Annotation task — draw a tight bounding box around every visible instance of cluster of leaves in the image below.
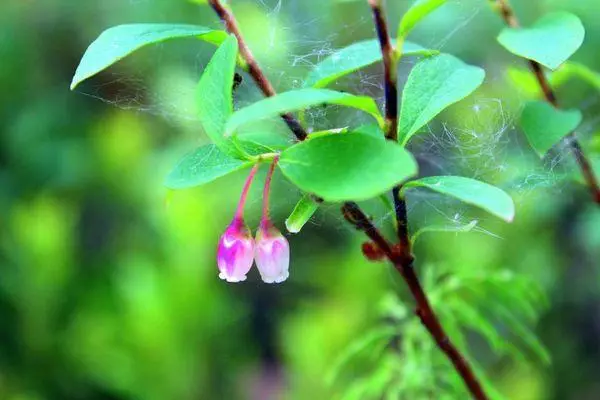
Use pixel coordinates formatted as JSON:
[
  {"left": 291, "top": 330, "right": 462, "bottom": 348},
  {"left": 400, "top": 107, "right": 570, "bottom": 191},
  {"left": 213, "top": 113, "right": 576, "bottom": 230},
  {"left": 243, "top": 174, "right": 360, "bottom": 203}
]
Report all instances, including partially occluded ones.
[
  {"left": 71, "top": 2, "right": 515, "bottom": 235},
  {"left": 327, "top": 261, "right": 549, "bottom": 400},
  {"left": 70, "top": 0, "right": 588, "bottom": 398},
  {"left": 498, "top": 11, "right": 596, "bottom": 161}
]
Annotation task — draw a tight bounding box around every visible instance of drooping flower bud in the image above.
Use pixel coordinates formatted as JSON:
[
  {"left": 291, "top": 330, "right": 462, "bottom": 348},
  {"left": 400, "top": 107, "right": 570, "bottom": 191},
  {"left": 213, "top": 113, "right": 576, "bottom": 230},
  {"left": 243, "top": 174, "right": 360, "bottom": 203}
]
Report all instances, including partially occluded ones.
[
  {"left": 217, "top": 217, "right": 255, "bottom": 283},
  {"left": 255, "top": 220, "right": 290, "bottom": 284},
  {"left": 217, "top": 164, "right": 259, "bottom": 283},
  {"left": 255, "top": 155, "right": 290, "bottom": 283}
]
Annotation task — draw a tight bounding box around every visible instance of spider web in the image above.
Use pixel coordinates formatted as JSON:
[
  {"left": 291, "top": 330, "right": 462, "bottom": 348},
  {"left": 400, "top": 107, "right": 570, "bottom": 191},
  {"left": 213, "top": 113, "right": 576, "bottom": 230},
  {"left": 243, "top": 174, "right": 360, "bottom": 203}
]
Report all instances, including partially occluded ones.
[{"left": 72, "top": 0, "right": 598, "bottom": 235}]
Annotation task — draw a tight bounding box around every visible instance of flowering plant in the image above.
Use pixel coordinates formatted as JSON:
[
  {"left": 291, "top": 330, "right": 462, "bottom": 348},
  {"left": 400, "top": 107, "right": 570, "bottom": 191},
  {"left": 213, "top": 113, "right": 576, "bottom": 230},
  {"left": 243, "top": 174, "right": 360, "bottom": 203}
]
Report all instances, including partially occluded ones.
[{"left": 70, "top": 0, "right": 600, "bottom": 398}]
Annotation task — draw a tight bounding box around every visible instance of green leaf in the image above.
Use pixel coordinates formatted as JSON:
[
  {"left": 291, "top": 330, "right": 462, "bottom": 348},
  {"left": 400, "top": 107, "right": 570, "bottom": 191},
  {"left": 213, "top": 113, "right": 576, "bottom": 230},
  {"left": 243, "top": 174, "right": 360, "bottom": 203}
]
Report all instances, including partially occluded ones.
[
  {"left": 403, "top": 176, "right": 515, "bottom": 222},
  {"left": 303, "top": 39, "right": 436, "bottom": 88},
  {"left": 71, "top": 24, "right": 227, "bottom": 90},
  {"left": 235, "top": 119, "right": 294, "bottom": 150},
  {"left": 411, "top": 220, "right": 479, "bottom": 244},
  {"left": 508, "top": 62, "right": 600, "bottom": 98},
  {"left": 235, "top": 139, "right": 277, "bottom": 156},
  {"left": 279, "top": 132, "right": 417, "bottom": 202},
  {"left": 398, "top": 0, "right": 447, "bottom": 39},
  {"left": 354, "top": 123, "right": 385, "bottom": 140},
  {"left": 497, "top": 12, "right": 585, "bottom": 70},
  {"left": 285, "top": 194, "right": 320, "bottom": 234},
  {"left": 483, "top": 300, "right": 551, "bottom": 365},
  {"left": 449, "top": 298, "right": 507, "bottom": 355},
  {"left": 398, "top": 54, "right": 485, "bottom": 144},
  {"left": 326, "top": 327, "right": 396, "bottom": 386},
  {"left": 307, "top": 127, "right": 350, "bottom": 140},
  {"left": 506, "top": 66, "right": 542, "bottom": 98},
  {"left": 197, "top": 35, "right": 243, "bottom": 157},
  {"left": 164, "top": 144, "right": 252, "bottom": 189},
  {"left": 552, "top": 62, "right": 600, "bottom": 91},
  {"left": 226, "top": 89, "right": 383, "bottom": 135},
  {"left": 520, "top": 101, "right": 582, "bottom": 156}
]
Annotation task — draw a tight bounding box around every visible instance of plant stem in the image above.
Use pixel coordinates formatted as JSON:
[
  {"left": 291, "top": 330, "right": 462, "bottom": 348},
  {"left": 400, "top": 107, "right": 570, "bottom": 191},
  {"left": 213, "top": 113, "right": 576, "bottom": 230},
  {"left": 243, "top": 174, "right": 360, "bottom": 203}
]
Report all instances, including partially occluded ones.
[
  {"left": 261, "top": 156, "right": 279, "bottom": 222},
  {"left": 367, "top": 0, "right": 398, "bottom": 141},
  {"left": 235, "top": 163, "right": 260, "bottom": 220},
  {"left": 341, "top": 203, "right": 488, "bottom": 400},
  {"left": 207, "top": 0, "right": 307, "bottom": 141},
  {"left": 208, "top": 2, "right": 487, "bottom": 397},
  {"left": 367, "top": 2, "right": 488, "bottom": 399},
  {"left": 367, "top": 0, "right": 406, "bottom": 242},
  {"left": 489, "top": 0, "right": 600, "bottom": 204}
]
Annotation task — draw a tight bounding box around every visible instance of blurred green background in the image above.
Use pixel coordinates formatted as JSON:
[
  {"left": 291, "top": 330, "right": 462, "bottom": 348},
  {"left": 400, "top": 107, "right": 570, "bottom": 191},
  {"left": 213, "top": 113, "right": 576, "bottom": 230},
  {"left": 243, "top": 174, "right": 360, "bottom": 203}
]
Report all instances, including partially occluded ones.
[{"left": 1, "top": 0, "right": 600, "bottom": 399}]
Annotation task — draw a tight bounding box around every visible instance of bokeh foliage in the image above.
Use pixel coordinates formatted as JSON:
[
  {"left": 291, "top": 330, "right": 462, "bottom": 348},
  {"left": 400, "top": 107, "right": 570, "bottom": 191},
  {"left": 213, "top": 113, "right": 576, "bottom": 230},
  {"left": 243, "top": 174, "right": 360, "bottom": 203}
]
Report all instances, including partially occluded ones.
[{"left": 1, "top": 0, "right": 600, "bottom": 399}]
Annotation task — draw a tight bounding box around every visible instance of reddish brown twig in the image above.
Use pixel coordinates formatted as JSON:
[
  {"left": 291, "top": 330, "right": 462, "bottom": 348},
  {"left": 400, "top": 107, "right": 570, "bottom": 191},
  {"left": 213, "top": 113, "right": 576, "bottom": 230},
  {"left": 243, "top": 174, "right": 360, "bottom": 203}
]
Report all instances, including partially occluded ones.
[
  {"left": 208, "top": 1, "right": 488, "bottom": 397},
  {"left": 366, "top": 2, "right": 489, "bottom": 399},
  {"left": 366, "top": 0, "right": 407, "bottom": 244},
  {"left": 367, "top": 0, "right": 398, "bottom": 141},
  {"left": 490, "top": 0, "right": 600, "bottom": 204},
  {"left": 341, "top": 203, "right": 488, "bottom": 400},
  {"left": 207, "top": 0, "right": 307, "bottom": 141}
]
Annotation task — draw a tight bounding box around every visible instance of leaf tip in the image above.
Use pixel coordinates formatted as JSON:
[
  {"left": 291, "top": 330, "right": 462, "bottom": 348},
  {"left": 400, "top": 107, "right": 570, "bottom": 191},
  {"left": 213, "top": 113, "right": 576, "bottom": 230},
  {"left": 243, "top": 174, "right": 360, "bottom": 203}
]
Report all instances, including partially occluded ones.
[
  {"left": 284, "top": 219, "right": 300, "bottom": 234},
  {"left": 503, "top": 201, "right": 516, "bottom": 223}
]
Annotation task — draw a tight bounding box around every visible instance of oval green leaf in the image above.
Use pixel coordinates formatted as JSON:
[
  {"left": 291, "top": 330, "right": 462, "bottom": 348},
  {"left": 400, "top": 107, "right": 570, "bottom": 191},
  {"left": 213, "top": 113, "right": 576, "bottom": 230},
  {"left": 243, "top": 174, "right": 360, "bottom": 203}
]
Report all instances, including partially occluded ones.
[
  {"left": 226, "top": 89, "right": 383, "bottom": 135},
  {"left": 552, "top": 62, "right": 600, "bottom": 91},
  {"left": 411, "top": 220, "right": 479, "bottom": 244},
  {"left": 165, "top": 144, "right": 252, "bottom": 189},
  {"left": 279, "top": 132, "right": 417, "bottom": 202},
  {"left": 398, "top": 54, "right": 485, "bottom": 145},
  {"left": 197, "top": 35, "right": 244, "bottom": 158},
  {"left": 71, "top": 24, "right": 227, "bottom": 90},
  {"left": 354, "top": 123, "right": 385, "bottom": 140},
  {"left": 285, "top": 193, "right": 320, "bottom": 234},
  {"left": 403, "top": 176, "right": 515, "bottom": 222},
  {"left": 303, "top": 39, "right": 436, "bottom": 88},
  {"left": 497, "top": 12, "right": 585, "bottom": 70},
  {"left": 398, "top": 0, "right": 448, "bottom": 39},
  {"left": 520, "top": 101, "right": 582, "bottom": 156}
]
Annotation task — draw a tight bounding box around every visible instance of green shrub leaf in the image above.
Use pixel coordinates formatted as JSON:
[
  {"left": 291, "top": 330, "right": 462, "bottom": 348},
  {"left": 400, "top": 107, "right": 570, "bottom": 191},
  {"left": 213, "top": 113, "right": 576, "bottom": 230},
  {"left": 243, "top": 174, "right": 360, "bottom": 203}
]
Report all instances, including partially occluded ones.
[
  {"left": 398, "top": 0, "right": 448, "bottom": 39},
  {"left": 398, "top": 54, "right": 485, "bottom": 144},
  {"left": 71, "top": 24, "right": 227, "bottom": 89},
  {"left": 165, "top": 144, "right": 252, "bottom": 189},
  {"left": 411, "top": 220, "right": 479, "bottom": 244},
  {"left": 226, "top": 89, "right": 383, "bottom": 135},
  {"left": 520, "top": 101, "right": 582, "bottom": 156},
  {"left": 304, "top": 39, "right": 435, "bottom": 88},
  {"left": 552, "top": 61, "right": 600, "bottom": 91},
  {"left": 197, "top": 35, "right": 244, "bottom": 158},
  {"left": 279, "top": 132, "right": 417, "bottom": 202},
  {"left": 497, "top": 12, "right": 585, "bottom": 70},
  {"left": 354, "top": 123, "right": 385, "bottom": 140},
  {"left": 403, "top": 176, "right": 515, "bottom": 222},
  {"left": 285, "top": 194, "right": 320, "bottom": 234}
]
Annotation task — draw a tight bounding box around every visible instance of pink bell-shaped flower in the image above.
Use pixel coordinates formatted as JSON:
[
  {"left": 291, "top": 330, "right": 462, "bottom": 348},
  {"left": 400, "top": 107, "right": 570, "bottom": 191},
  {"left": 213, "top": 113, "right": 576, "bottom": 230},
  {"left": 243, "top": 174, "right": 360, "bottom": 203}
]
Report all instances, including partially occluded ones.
[
  {"left": 217, "top": 164, "right": 259, "bottom": 283},
  {"left": 255, "top": 155, "right": 290, "bottom": 284},
  {"left": 217, "top": 217, "right": 255, "bottom": 283},
  {"left": 255, "top": 220, "right": 290, "bottom": 284}
]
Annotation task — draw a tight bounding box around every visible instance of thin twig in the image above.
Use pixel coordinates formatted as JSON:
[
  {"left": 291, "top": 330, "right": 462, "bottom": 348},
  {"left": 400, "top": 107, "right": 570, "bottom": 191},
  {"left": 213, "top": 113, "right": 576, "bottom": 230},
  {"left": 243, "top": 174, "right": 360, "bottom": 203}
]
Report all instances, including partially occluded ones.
[
  {"left": 341, "top": 203, "right": 488, "bottom": 400},
  {"left": 490, "top": 0, "right": 600, "bottom": 204},
  {"left": 207, "top": 0, "right": 307, "bottom": 141},
  {"left": 366, "top": 2, "right": 488, "bottom": 399},
  {"left": 367, "top": 0, "right": 407, "bottom": 243},
  {"left": 367, "top": 0, "right": 398, "bottom": 141},
  {"left": 208, "top": 2, "right": 487, "bottom": 397}
]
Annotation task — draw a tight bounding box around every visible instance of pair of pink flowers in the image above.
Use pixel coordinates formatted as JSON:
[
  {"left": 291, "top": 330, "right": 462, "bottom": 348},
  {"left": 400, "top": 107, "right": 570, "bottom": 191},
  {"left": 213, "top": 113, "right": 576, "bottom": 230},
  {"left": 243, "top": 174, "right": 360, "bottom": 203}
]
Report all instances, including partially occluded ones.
[{"left": 217, "top": 158, "right": 290, "bottom": 284}]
